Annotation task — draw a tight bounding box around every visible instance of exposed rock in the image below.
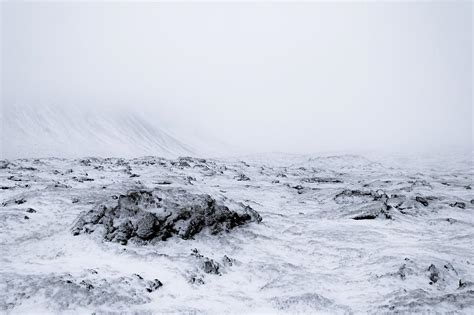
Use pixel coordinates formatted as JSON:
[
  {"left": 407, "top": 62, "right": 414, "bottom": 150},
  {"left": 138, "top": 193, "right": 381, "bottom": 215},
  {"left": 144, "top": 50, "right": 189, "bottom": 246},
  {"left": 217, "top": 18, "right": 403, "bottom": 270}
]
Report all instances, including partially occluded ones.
[
  {"left": 201, "top": 258, "right": 220, "bottom": 275},
  {"left": 26, "top": 208, "right": 36, "bottom": 213},
  {"left": 79, "top": 279, "right": 94, "bottom": 290},
  {"left": 72, "top": 187, "right": 262, "bottom": 244},
  {"left": 54, "top": 183, "right": 71, "bottom": 189},
  {"left": 0, "top": 272, "right": 159, "bottom": 311},
  {"left": 459, "top": 279, "right": 474, "bottom": 289},
  {"left": 72, "top": 176, "right": 94, "bottom": 183},
  {"left": 352, "top": 214, "right": 378, "bottom": 220},
  {"left": 334, "top": 189, "right": 374, "bottom": 204},
  {"left": 415, "top": 196, "right": 429, "bottom": 207},
  {"left": 145, "top": 279, "right": 163, "bottom": 292},
  {"left": 189, "top": 275, "right": 205, "bottom": 285},
  {"left": 428, "top": 264, "right": 440, "bottom": 284},
  {"left": 302, "top": 177, "right": 342, "bottom": 184},
  {"left": 352, "top": 203, "right": 392, "bottom": 220},
  {"left": 14, "top": 198, "right": 26, "bottom": 205},
  {"left": 7, "top": 176, "right": 22, "bottom": 182},
  {"left": 395, "top": 259, "right": 415, "bottom": 280},
  {"left": 292, "top": 185, "right": 305, "bottom": 194},
  {"left": 0, "top": 160, "right": 10, "bottom": 169},
  {"left": 190, "top": 249, "right": 221, "bottom": 275},
  {"left": 382, "top": 288, "right": 474, "bottom": 312},
  {"left": 449, "top": 202, "right": 466, "bottom": 209},
  {"left": 135, "top": 212, "right": 157, "bottom": 240},
  {"left": 235, "top": 174, "right": 251, "bottom": 181},
  {"left": 222, "top": 255, "right": 236, "bottom": 267},
  {"left": 155, "top": 180, "right": 172, "bottom": 185}
]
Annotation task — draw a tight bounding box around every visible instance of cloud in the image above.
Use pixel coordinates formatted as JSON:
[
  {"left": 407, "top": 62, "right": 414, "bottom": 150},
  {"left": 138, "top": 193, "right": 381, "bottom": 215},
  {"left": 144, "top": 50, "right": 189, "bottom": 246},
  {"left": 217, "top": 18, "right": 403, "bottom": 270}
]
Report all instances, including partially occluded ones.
[{"left": 1, "top": 2, "right": 472, "bottom": 156}]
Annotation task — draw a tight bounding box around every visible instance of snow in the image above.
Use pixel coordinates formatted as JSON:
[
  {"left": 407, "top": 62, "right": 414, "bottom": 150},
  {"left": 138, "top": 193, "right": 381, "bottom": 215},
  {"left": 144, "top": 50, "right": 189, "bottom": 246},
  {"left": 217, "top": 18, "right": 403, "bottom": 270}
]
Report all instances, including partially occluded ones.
[
  {"left": 0, "top": 153, "right": 473, "bottom": 313},
  {"left": 1, "top": 105, "right": 195, "bottom": 159}
]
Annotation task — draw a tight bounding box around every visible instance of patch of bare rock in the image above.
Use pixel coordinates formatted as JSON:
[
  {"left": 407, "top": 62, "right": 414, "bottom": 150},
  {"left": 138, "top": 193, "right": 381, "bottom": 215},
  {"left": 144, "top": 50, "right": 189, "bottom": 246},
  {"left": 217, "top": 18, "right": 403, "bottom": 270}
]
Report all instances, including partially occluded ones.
[{"left": 72, "top": 187, "right": 262, "bottom": 244}]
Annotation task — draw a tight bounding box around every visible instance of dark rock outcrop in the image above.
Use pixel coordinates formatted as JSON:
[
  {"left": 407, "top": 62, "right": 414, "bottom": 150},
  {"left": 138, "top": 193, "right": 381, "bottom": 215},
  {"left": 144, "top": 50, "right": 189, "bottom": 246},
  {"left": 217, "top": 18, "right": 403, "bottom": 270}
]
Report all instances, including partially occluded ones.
[
  {"left": 449, "top": 202, "right": 466, "bottom": 209},
  {"left": 334, "top": 189, "right": 374, "bottom": 204},
  {"left": 302, "top": 177, "right": 342, "bottom": 184},
  {"left": 14, "top": 198, "right": 26, "bottom": 205},
  {"left": 428, "top": 264, "right": 440, "bottom": 284},
  {"left": 72, "top": 188, "right": 262, "bottom": 244},
  {"left": 0, "top": 271, "right": 161, "bottom": 311},
  {"left": 415, "top": 196, "right": 429, "bottom": 207},
  {"left": 235, "top": 174, "right": 251, "bottom": 181},
  {"left": 352, "top": 202, "right": 392, "bottom": 220}
]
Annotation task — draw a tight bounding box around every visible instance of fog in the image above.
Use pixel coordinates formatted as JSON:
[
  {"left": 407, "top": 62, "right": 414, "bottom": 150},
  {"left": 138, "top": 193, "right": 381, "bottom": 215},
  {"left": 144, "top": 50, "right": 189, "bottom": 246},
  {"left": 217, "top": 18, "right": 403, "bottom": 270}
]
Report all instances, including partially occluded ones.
[{"left": 1, "top": 2, "right": 472, "bottom": 156}]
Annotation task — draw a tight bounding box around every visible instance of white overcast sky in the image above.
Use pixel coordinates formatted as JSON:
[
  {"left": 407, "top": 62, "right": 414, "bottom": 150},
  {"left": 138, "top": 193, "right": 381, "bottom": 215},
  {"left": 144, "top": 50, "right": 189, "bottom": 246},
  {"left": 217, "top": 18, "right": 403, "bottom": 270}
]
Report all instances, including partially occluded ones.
[{"left": 1, "top": 1, "right": 472, "bottom": 155}]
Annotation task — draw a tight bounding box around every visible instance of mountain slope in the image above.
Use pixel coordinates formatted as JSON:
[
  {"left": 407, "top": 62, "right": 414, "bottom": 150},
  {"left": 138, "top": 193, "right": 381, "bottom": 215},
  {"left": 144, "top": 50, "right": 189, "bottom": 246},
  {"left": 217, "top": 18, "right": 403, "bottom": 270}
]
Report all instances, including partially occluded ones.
[{"left": 0, "top": 105, "right": 195, "bottom": 159}]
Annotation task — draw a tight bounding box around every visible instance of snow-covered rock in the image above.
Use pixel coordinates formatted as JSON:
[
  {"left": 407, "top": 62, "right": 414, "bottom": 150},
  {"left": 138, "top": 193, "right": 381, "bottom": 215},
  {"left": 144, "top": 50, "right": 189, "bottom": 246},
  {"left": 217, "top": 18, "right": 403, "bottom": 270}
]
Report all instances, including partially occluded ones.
[{"left": 72, "top": 188, "right": 262, "bottom": 244}]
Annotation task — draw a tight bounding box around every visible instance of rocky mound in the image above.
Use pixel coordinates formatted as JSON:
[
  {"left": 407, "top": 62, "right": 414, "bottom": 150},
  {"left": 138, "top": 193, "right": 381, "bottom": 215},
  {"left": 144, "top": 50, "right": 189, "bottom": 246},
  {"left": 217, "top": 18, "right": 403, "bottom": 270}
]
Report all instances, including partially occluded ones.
[
  {"left": 72, "top": 188, "right": 262, "bottom": 244},
  {"left": 0, "top": 271, "right": 161, "bottom": 311}
]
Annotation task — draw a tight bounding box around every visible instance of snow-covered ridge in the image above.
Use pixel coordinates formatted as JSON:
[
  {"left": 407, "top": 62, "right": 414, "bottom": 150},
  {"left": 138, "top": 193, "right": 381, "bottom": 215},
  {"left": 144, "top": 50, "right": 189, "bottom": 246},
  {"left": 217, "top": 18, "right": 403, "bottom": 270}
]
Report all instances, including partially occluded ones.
[{"left": 1, "top": 105, "right": 195, "bottom": 159}]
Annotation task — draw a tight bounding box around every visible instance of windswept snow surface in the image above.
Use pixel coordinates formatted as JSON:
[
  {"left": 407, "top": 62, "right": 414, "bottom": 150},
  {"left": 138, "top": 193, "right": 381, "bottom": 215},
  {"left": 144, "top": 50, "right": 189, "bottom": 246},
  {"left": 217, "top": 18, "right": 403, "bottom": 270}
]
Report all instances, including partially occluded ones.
[
  {"left": 1, "top": 105, "right": 194, "bottom": 159},
  {"left": 0, "top": 154, "right": 473, "bottom": 314}
]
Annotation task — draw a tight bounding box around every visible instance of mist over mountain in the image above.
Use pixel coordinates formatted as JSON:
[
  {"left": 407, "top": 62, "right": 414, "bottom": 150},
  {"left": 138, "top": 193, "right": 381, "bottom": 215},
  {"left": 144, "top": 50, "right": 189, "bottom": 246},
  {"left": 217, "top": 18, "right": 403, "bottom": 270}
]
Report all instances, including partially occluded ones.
[
  {"left": 2, "top": 2, "right": 471, "bottom": 157},
  {"left": 0, "top": 105, "right": 204, "bottom": 159}
]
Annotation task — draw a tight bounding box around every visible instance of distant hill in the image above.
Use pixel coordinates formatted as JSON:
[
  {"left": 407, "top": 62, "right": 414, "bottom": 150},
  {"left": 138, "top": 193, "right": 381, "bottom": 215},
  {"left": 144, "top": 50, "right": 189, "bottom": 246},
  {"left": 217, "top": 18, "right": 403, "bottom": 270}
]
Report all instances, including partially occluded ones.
[{"left": 0, "top": 105, "right": 196, "bottom": 159}]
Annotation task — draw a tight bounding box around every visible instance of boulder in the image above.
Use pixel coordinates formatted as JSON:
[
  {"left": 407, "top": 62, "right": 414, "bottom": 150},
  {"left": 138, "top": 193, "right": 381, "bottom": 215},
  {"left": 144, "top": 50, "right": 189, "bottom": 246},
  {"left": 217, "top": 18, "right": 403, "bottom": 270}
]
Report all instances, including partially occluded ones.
[{"left": 72, "top": 187, "right": 262, "bottom": 244}]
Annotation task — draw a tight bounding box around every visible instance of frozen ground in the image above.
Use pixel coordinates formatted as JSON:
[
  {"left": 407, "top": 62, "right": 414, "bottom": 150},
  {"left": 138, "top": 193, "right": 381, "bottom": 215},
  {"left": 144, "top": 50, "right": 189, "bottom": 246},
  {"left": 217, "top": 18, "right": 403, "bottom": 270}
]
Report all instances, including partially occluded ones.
[{"left": 0, "top": 153, "right": 473, "bottom": 314}]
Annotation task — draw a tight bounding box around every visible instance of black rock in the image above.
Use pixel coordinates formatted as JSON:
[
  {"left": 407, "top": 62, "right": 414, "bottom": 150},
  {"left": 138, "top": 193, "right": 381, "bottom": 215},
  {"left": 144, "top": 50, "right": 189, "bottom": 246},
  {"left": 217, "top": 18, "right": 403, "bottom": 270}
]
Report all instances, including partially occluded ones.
[
  {"left": 235, "top": 174, "right": 251, "bottom": 181},
  {"left": 156, "top": 180, "right": 172, "bottom": 185},
  {"left": 428, "top": 264, "right": 440, "bottom": 284},
  {"left": 222, "top": 255, "right": 235, "bottom": 267},
  {"left": 189, "top": 276, "right": 205, "bottom": 285},
  {"left": 133, "top": 273, "right": 144, "bottom": 280},
  {"left": 415, "top": 196, "right": 429, "bottom": 207},
  {"left": 79, "top": 280, "right": 94, "bottom": 290},
  {"left": 191, "top": 249, "right": 221, "bottom": 275},
  {"left": 145, "top": 279, "right": 163, "bottom": 292},
  {"left": 302, "top": 177, "right": 342, "bottom": 184},
  {"left": 15, "top": 198, "right": 27, "bottom": 205},
  {"left": 201, "top": 258, "right": 221, "bottom": 275},
  {"left": 72, "top": 188, "right": 262, "bottom": 244},
  {"left": 26, "top": 208, "right": 37, "bottom": 213},
  {"left": 135, "top": 212, "right": 157, "bottom": 240},
  {"left": 353, "top": 214, "right": 378, "bottom": 220},
  {"left": 114, "top": 220, "right": 134, "bottom": 245},
  {"left": 334, "top": 189, "right": 374, "bottom": 204},
  {"left": 450, "top": 202, "right": 466, "bottom": 209}
]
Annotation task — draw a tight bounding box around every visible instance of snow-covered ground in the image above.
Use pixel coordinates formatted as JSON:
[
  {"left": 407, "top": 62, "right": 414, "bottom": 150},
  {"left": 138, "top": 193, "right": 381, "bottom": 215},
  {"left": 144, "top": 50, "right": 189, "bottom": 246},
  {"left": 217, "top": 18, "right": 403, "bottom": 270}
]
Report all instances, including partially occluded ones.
[{"left": 0, "top": 153, "right": 473, "bottom": 314}]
